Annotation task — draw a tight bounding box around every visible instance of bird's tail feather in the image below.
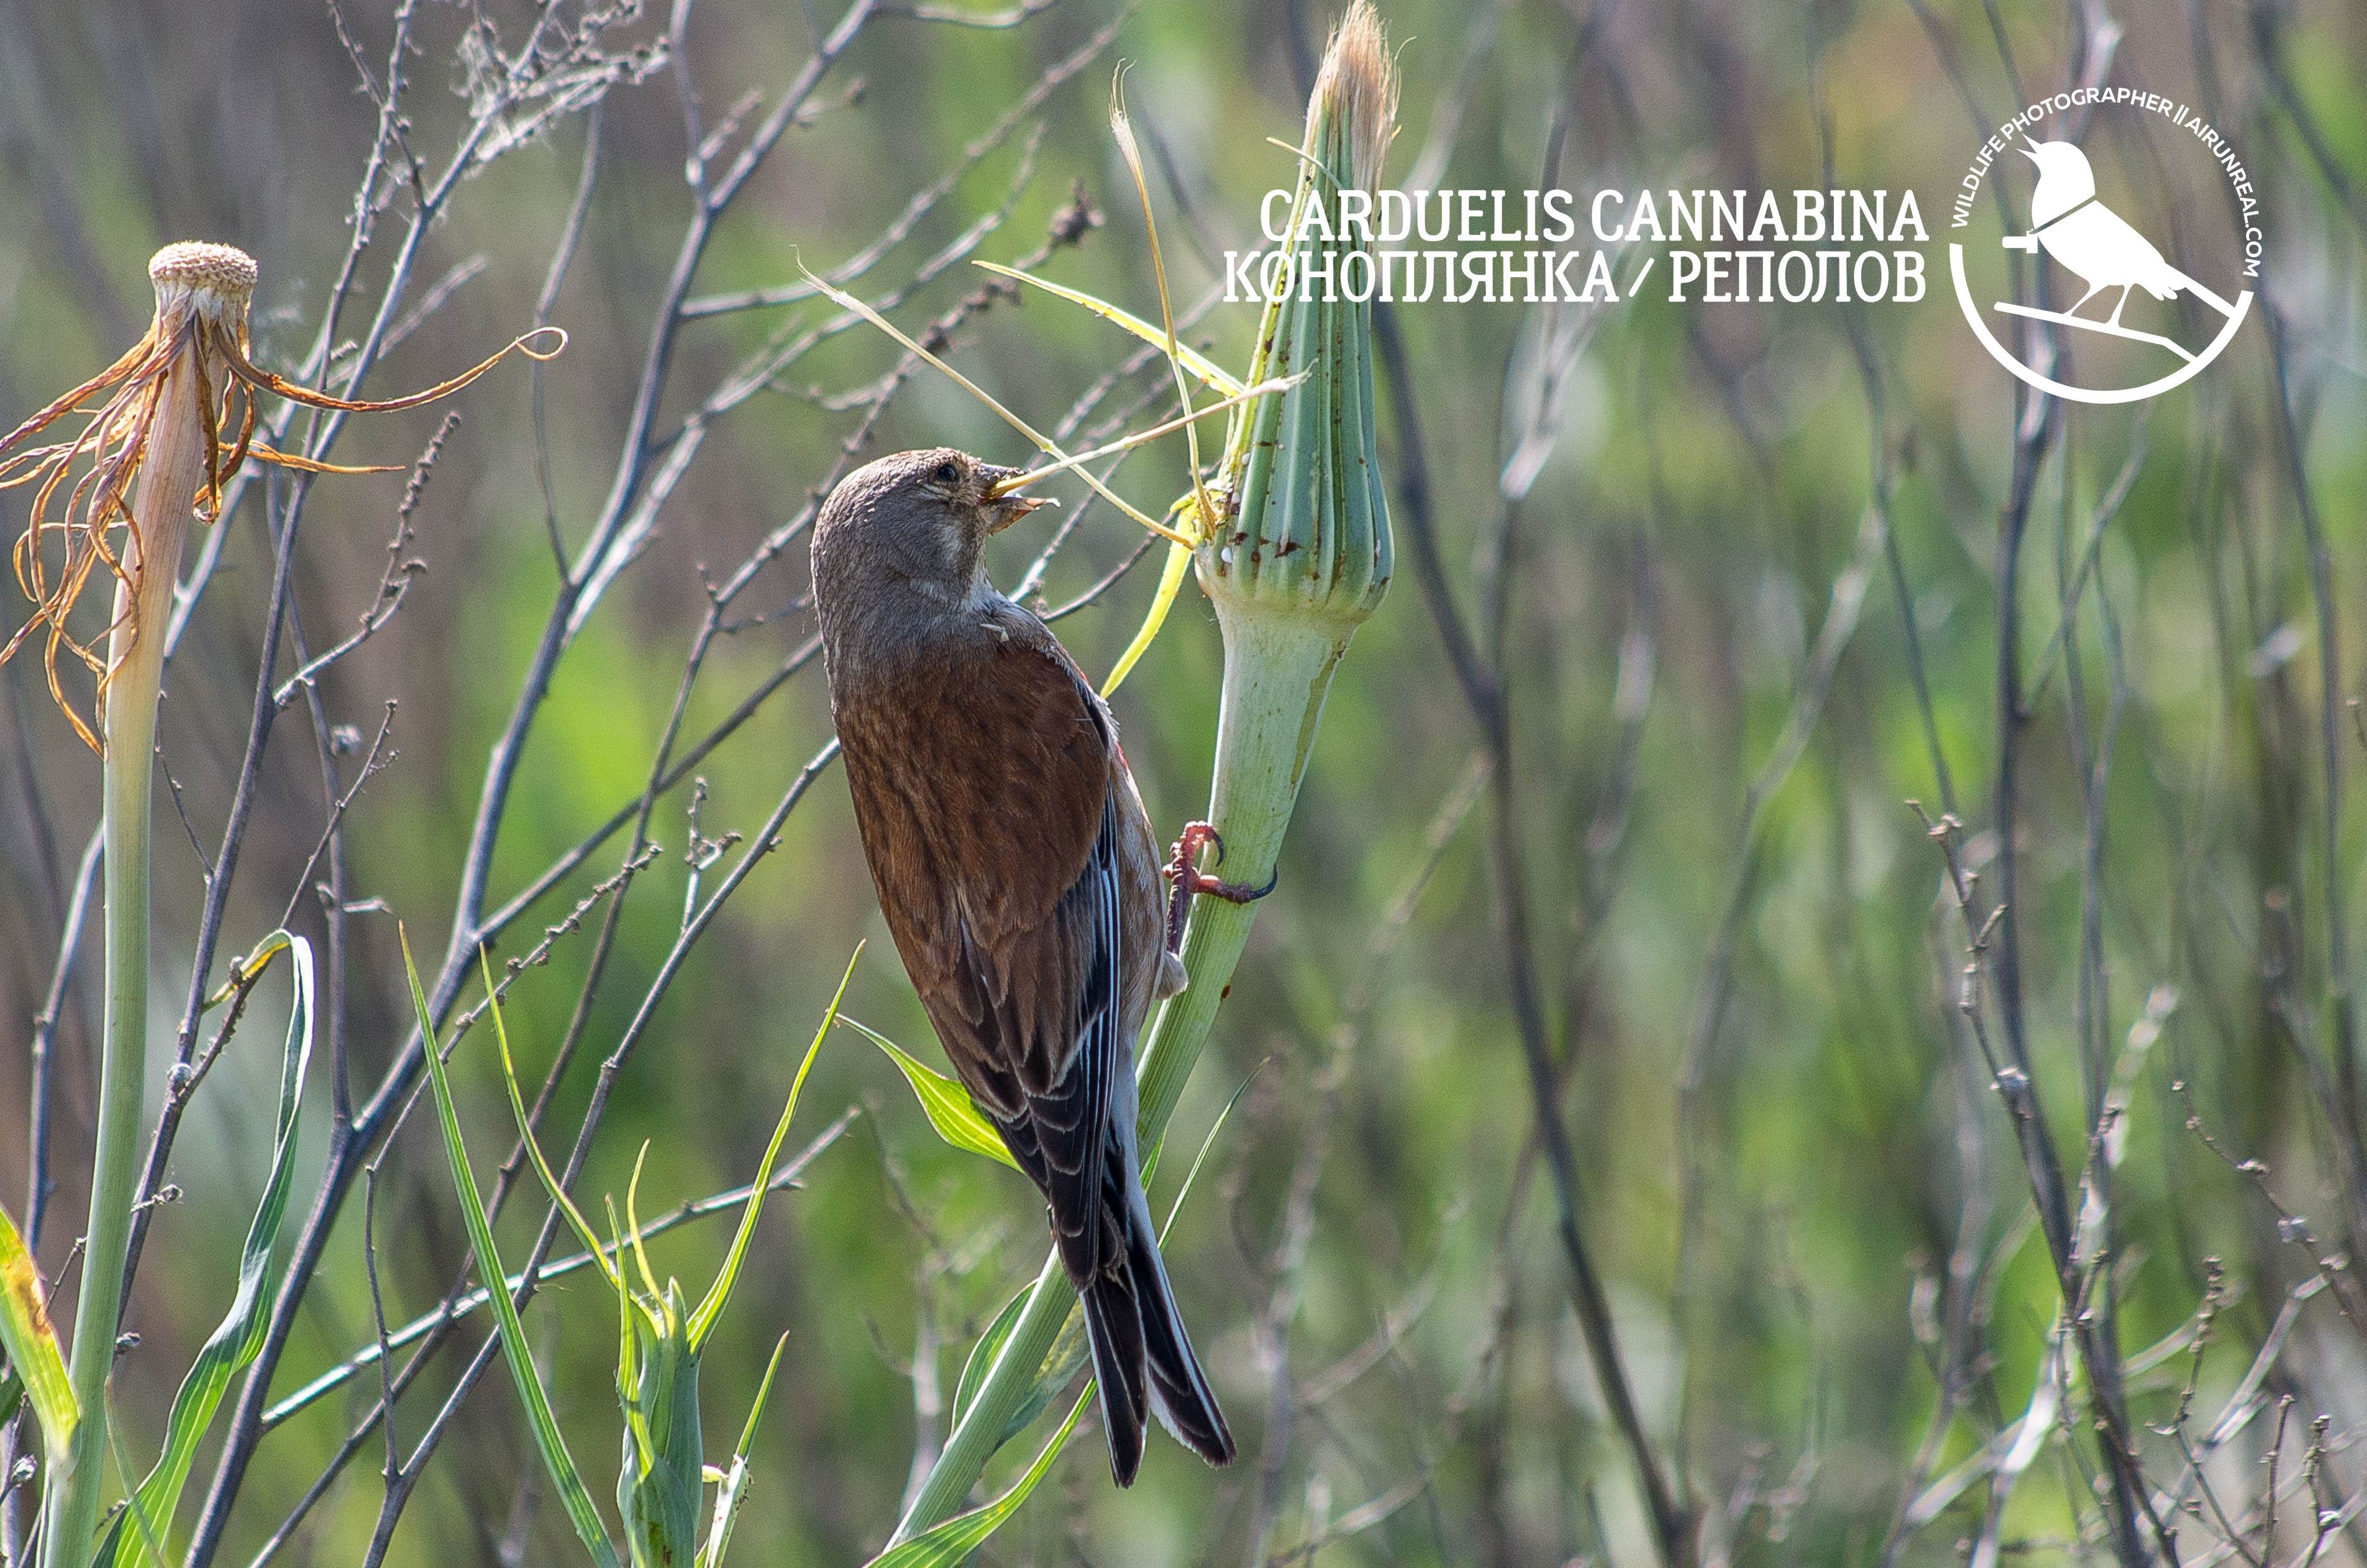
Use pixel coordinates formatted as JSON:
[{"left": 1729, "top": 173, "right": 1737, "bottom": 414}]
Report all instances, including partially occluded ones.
[
  {"left": 1082, "top": 1269, "right": 1150, "bottom": 1487},
  {"left": 1126, "top": 1194, "right": 1236, "bottom": 1468},
  {"left": 1079, "top": 1193, "right": 1236, "bottom": 1485}
]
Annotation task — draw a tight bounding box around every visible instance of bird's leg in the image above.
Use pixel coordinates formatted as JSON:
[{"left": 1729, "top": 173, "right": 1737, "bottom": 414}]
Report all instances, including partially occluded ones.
[
  {"left": 2107, "top": 284, "right": 2133, "bottom": 327},
  {"left": 2064, "top": 281, "right": 2106, "bottom": 319},
  {"left": 1164, "top": 821, "right": 1278, "bottom": 955}
]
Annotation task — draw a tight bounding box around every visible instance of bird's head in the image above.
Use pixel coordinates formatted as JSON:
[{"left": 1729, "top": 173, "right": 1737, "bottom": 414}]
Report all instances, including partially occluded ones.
[
  {"left": 2018, "top": 137, "right": 2097, "bottom": 200},
  {"left": 811, "top": 447, "right": 1055, "bottom": 631}
]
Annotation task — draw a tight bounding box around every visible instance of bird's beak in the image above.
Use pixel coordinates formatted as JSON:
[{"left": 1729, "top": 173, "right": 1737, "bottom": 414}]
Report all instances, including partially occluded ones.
[
  {"left": 2018, "top": 138, "right": 2040, "bottom": 162},
  {"left": 977, "top": 465, "right": 1058, "bottom": 535}
]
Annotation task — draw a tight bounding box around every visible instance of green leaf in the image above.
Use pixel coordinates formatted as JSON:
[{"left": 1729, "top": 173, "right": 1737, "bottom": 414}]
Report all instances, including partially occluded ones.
[
  {"left": 0, "top": 1198, "right": 74, "bottom": 1469},
  {"left": 403, "top": 924, "right": 621, "bottom": 1568},
  {"left": 971, "top": 263, "right": 1246, "bottom": 396},
  {"left": 837, "top": 1016, "right": 1017, "bottom": 1171},
  {"left": 862, "top": 1392, "right": 1090, "bottom": 1568},
  {"left": 687, "top": 946, "right": 859, "bottom": 1349},
  {"left": 1102, "top": 535, "right": 1195, "bottom": 698},
  {"left": 103, "top": 932, "right": 314, "bottom": 1568}
]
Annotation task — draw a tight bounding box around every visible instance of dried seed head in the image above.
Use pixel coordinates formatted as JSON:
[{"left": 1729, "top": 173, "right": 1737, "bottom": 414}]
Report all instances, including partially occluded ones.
[
  {"left": 148, "top": 242, "right": 258, "bottom": 330},
  {"left": 1311, "top": 0, "right": 1398, "bottom": 193},
  {"left": 2, "top": 242, "right": 560, "bottom": 750}
]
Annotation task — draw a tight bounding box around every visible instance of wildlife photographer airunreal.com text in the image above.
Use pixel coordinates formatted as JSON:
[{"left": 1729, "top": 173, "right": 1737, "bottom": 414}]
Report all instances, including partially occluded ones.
[{"left": 1947, "top": 85, "right": 2263, "bottom": 403}]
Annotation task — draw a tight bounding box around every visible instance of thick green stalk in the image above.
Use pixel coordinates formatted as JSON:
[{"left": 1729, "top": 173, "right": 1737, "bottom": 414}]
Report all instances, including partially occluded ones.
[
  {"left": 1135, "top": 601, "right": 1351, "bottom": 1136},
  {"left": 46, "top": 252, "right": 235, "bottom": 1568},
  {"left": 46, "top": 683, "right": 159, "bottom": 1563}
]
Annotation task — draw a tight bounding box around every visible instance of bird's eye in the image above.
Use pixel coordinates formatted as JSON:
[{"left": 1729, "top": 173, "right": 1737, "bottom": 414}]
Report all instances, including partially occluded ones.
[{"left": 932, "top": 461, "right": 960, "bottom": 485}]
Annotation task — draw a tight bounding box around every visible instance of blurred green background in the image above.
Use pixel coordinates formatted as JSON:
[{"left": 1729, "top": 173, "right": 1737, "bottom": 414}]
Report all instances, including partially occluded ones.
[{"left": 3, "top": 0, "right": 2365, "bottom": 1562}]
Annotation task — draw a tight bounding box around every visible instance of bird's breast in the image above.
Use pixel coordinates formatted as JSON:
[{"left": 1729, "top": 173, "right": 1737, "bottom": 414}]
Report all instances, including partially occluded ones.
[{"left": 834, "top": 641, "right": 1114, "bottom": 931}]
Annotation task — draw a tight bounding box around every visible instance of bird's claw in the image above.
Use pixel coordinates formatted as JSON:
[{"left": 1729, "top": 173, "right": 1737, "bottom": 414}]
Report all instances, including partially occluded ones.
[
  {"left": 1173, "top": 821, "right": 1224, "bottom": 869},
  {"left": 1163, "top": 821, "right": 1277, "bottom": 955},
  {"left": 1184, "top": 866, "right": 1279, "bottom": 905}
]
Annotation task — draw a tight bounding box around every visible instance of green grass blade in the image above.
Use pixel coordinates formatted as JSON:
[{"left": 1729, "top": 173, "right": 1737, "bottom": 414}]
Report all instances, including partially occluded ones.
[
  {"left": 1152, "top": 1064, "right": 1262, "bottom": 1224},
  {"left": 988, "top": 378, "right": 1297, "bottom": 501},
  {"left": 401, "top": 925, "right": 621, "bottom": 1568},
  {"left": 948, "top": 1290, "right": 1030, "bottom": 1436},
  {"left": 686, "top": 946, "right": 860, "bottom": 1349},
  {"left": 971, "top": 263, "right": 1244, "bottom": 396},
  {"left": 608, "top": 1200, "right": 639, "bottom": 1446},
  {"left": 101, "top": 1398, "right": 171, "bottom": 1568},
  {"left": 1101, "top": 536, "right": 1195, "bottom": 697},
  {"left": 836, "top": 1016, "right": 1016, "bottom": 1171},
  {"left": 0, "top": 1199, "right": 75, "bottom": 1467},
  {"left": 698, "top": 1333, "right": 788, "bottom": 1568},
  {"left": 480, "top": 949, "right": 619, "bottom": 1290},
  {"left": 104, "top": 932, "right": 314, "bottom": 1568},
  {"left": 1110, "top": 83, "right": 1225, "bottom": 573},
  {"left": 862, "top": 1390, "right": 1090, "bottom": 1568},
  {"left": 623, "top": 1146, "right": 665, "bottom": 1311},
  {"left": 794, "top": 262, "right": 1193, "bottom": 547}
]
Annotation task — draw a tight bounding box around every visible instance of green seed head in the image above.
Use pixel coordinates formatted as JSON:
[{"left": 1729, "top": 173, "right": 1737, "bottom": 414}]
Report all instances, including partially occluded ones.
[{"left": 1203, "top": 0, "right": 1398, "bottom": 627}]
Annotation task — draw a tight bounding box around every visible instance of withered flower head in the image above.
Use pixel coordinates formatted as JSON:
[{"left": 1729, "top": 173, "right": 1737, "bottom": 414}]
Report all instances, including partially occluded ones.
[
  {"left": 0, "top": 240, "right": 562, "bottom": 751},
  {"left": 1310, "top": 0, "right": 1398, "bottom": 194}
]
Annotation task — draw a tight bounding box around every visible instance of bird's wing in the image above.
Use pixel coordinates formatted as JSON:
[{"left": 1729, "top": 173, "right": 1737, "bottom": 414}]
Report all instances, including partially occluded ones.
[
  {"left": 972, "top": 790, "right": 1126, "bottom": 1277},
  {"left": 836, "top": 624, "right": 1125, "bottom": 1275}
]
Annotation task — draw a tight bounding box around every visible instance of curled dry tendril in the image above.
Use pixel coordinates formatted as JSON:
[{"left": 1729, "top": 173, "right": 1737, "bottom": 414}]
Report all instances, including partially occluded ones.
[{"left": 0, "top": 240, "right": 564, "bottom": 752}]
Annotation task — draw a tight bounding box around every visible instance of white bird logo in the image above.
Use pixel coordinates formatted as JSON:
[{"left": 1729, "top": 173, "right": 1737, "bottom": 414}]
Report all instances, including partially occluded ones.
[
  {"left": 2000, "top": 139, "right": 2237, "bottom": 355},
  {"left": 1950, "top": 120, "right": 2257, "bottom": 404}
]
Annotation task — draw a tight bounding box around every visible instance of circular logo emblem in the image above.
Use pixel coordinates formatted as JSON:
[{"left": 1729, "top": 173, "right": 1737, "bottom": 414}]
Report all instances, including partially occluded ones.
[{"left": 1948, "top": 89, "right": 2260, "bottom": 404}]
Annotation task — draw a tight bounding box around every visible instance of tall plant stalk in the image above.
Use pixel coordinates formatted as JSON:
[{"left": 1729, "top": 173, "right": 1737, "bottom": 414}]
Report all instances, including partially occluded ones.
[
  {"left": 45, "top": 245, "right": 251, "bottom": 1568},
  {"left": 0, "top": 237, "right": 550, "bottom": 1564}
]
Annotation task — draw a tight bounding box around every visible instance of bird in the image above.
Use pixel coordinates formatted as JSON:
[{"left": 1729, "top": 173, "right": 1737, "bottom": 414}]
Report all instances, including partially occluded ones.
[
  {"left": 811, "top": 446, "right": 1263, "bottom": 1485},
  {"left": 2016, "top": 139, "right": 2233, "bottom": 326}
]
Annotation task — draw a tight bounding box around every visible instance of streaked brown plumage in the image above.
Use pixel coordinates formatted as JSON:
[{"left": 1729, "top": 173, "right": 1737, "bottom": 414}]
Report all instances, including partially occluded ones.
[{"left": 812, "top": 446, "right": 1235, "bottom": 1485}]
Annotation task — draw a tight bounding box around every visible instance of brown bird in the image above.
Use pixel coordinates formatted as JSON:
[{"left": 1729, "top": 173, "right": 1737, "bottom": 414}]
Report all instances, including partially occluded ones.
[{"left": 813, "top": 447, "right": 1264, "bottom": 1484}]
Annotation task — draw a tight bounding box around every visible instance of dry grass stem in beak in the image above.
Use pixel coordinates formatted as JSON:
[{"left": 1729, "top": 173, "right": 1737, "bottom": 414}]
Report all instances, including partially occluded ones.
[
  {"left": 793, "top": 259, "right": 1198, "bottom": 546},
  {"left": 980, "top": 371, "right": 1305, "bottom": 500},
  {"left": 977, "top": 468, "right": 1057, "bottom": 535}
]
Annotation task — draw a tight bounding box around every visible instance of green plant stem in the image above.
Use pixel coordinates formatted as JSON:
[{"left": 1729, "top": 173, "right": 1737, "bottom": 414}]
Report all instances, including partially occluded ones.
[
  {"left": 889, "top": 597, "right": 1350, "bottom": 1543},
  {"left": 47, "top": 348, "right": 207, "bottom": 1568}
]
